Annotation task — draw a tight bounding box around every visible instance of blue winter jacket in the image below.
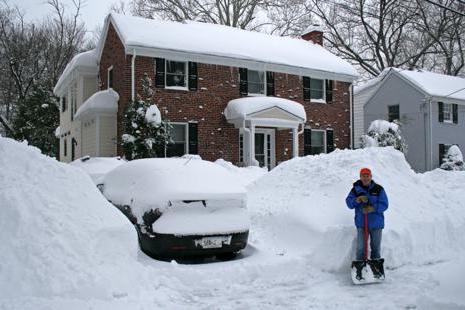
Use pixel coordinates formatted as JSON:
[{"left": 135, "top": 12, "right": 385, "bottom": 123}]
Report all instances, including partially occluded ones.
[{"left": 345, "top": 180, "right": 389, "bottom": 229}]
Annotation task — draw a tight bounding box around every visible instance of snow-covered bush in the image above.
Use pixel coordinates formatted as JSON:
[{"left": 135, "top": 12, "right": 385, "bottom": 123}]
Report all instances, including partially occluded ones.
[
  {"left": 440, "top": 145, "right": 464, "bottom": 171},
  {"left": 361, "top": 119, "right": 407, "bottom": 153},
  {"left": 122, "top": 74, "right": 172, "bottom": 160}
]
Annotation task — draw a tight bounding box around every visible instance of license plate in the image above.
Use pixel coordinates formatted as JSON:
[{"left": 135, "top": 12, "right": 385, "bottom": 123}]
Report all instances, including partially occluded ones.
[{"left": 195, "top": 236, "right": 232, "bottom": 249}]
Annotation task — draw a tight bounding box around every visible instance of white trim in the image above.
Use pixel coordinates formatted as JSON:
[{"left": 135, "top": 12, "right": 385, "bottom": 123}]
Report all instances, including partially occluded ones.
[
  {"left": 254, "top": 128, "right": 276, "bottom": 169},
  {"left": 165, "top": 60, "right": 188, "bottom": 90}
]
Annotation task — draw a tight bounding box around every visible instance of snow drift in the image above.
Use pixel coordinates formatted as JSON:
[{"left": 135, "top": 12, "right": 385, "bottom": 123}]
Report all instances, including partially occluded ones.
[
  {"left": 0, "top": 138, "right": 139, "bottom": 300},
  {"left": 247, "top": 147, "right": 465, "bottom": 271}
]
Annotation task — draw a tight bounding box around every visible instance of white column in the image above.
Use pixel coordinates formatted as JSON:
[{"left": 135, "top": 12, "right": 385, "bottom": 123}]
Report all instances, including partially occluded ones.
[
  {"left": 292, "top": 127, "right": 299, "bottom": 158},
  {"left": 250, "top": 123, "right": 255, "bottom": 166}
]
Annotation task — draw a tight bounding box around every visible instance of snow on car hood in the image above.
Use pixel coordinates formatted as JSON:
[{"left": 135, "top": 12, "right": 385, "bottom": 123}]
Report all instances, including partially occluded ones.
[
  {"left": 152, "top": 200, "right": 249, "bottom": 235},
  {"left": 103, "top": 158, "right": 247, "bottom": 221}
]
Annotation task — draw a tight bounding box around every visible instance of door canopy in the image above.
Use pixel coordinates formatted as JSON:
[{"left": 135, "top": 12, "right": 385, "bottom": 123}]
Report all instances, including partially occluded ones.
[{"left": 224, "top": 96, "right": 306, "bottom": 128}]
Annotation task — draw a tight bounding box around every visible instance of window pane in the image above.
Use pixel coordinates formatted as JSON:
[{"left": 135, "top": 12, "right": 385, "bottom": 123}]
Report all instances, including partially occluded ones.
[
  {"left": 248, "top": 70, "right": 265, "bottom": 94},
  {"left": 444, "top": 103, "right": 452, "bottom": 121},
  {"left": 166, "top": 61, "right": 186, "bottom": 87},
  {"left": 311, "top": 131, "right": 325, "bottom": 155},
  {"left": 388, "top": 105, "right": 399, "bottom": 122},
  {"left": 170, "top": 124, "right": 186, "bottom": 143},
  {"left": 310, "top": 79, "right": 324, "bottom": 100}
]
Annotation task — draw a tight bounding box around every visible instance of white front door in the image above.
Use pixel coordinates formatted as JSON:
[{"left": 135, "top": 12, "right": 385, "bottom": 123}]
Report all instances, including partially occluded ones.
[{"left": 254, "top": 128, "right": 275, "bottom": 170}]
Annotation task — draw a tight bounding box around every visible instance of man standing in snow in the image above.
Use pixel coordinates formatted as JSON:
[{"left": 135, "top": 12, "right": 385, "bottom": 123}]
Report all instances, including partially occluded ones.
[{"left": 346, "top": 168, "right": 389, "bottom": 280}]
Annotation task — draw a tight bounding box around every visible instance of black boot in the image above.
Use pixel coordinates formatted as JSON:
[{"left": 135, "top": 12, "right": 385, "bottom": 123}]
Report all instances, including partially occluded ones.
[
  {"left": 369, "top": 258, "right": 385, "bottom": 278},
  {"left": 352, "top": 261, "right": 366, "bottom": 280}
]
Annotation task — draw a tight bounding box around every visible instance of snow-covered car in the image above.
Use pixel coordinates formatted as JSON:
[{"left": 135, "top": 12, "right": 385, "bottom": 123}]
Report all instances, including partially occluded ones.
[
  {"left": 70, "top": 156, "right": 126, "bottom": 188},
  {"left": 102, "top": 157, "right": 249, "bottom": 259}
]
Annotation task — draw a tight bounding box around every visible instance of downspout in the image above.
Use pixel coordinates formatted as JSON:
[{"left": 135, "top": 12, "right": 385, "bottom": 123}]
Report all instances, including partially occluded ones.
[
  {"left": 296, "top": 122, "right": 305, "bottom": 157},
  {"left": 429, "top": 97, "right": 433, "bottom": 170},
  {"left": 242, "top": 118, "right": 251, "bottom": 165},
  {"left": 131, "top": 49, "right": 136, "bottom": 102},
  {"left": 350, "top": 83, "right": 354, "bottom": 149}
]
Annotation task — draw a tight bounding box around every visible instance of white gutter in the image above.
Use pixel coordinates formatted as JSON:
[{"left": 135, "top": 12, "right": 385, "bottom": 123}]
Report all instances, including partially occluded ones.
[
  {"left": 131, "top": 49, "right": 136, "bottom": 102},
  {"left": 429, "top": 97, "right": 433, "bottom": 170},
  {"left": 349, "top": 84, "right": 354, "bottom": 149}
]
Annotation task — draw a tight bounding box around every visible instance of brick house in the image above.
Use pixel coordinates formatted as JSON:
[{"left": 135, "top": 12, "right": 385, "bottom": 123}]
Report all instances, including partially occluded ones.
[{"left": 54, "top": 14, "right": 358, "bottom": 169}]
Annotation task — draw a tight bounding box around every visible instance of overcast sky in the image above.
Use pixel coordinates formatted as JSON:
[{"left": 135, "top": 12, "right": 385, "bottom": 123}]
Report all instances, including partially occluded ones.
[{"left": 8, "top": 0, "right": 131, "bottom": 33}]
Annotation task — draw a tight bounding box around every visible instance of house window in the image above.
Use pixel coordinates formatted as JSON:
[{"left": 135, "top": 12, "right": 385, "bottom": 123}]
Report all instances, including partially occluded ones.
[
  {"left": 388, "top": 105, "right": 399, "bottom": 122},
  {"left": 310, "top": 78, "right": 325, "bottom": 101},
  {"left": 61, "top": 97, "right": 67, "bottom": 112},
  {"left": 63, "top": 138, "right": 67, "bottom": 157},
  {"left": 166, "top": 123, "right": 188, "bottom": 157},
  {"left": 165, "top": 60, "right": 187, "bottom": 88},
  {"left": 107, "top": 66, "right": 113, "bottom": 89},
  {"left": 70, "top": 84, "right": 77, "bottom": 121},
  {"left": 247, "top": 70, "right": 265, "bottom": 95},
  {"left": 311, "top": 130, "right": 326, "bottom": 155},
  {"left": 443, "top": 103, "right": 453, "bottom": 123}
]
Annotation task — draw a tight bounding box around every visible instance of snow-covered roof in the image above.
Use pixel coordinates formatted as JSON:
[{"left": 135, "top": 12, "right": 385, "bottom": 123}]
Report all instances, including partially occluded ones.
[
  {"left": 98, "top": 13, "right": 358, "bottom": 82},
  {"left": 103, "top": 158, "right": 246, "bottom": 221},
  {"left": 54, "top": 49, "right": 98, "bottom": 95},
  {"left": 356, "top": 68, "right": 465, "bottom": 102},
  {"left": 397, "top": 70, "right": 465, "bottom": 102},
  {"left": 74, "top": 89, "right": 119, "bottom": 120},
  {"left": 224, "top": 97, "right": 307, "bottom": 122}
]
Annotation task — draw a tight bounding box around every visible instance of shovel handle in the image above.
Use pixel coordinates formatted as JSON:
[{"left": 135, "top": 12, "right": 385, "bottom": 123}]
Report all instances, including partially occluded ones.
[{"left": 364, "top": 212, "right": 369, "bottom": 261}]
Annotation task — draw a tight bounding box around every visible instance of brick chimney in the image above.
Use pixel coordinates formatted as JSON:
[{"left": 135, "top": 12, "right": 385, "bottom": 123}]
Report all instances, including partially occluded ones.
[{"left": 301, "top": 24, "right": 323, "bottom": 46}]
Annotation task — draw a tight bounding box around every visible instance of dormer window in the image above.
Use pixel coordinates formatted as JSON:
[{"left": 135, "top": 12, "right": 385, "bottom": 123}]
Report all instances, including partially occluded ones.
[
  {"left": 247, "top": 70, "right": 265, "bottom": 95},
  {"left": 166, "top": 60, "right": 187, "bottom": 89}
]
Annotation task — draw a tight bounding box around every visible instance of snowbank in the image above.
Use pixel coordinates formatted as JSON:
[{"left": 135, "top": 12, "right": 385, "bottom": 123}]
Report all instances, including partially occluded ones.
[
  {"left": 214, "top": 159, "right": 267, "bottom": 186},
  {"left": 247, "top": 147, "right": 465, "bottom": 271},
  {"left": 69, "top": 156, "right": 126, "bottom": 184},
  {"left": 0, "top": 137, "right": 139, "bottom": 300}
]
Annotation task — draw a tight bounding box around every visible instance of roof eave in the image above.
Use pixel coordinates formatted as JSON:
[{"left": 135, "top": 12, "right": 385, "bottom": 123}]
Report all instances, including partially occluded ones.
[{"left": 125, "top": 45, "right": 358, "bottom": 83}]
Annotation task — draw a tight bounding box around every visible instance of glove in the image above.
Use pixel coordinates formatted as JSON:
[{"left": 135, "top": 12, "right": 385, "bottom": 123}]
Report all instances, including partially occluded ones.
[
  {"left": 356, "top": 195, "right": 368, "bottom": 204},
  {"left": 362, "top": 205, "right": 375, "bottom": 214}
]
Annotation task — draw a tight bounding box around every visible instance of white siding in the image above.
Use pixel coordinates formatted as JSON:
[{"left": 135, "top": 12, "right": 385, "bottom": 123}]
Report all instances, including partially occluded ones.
[
  {"left": 353, "top": 86, "right": 379, "bottom": 148},
  {"left": 81, "top": 118, "right": 97, "bottom": 157},
  {"left": 83, "top": 77, "right": 98, "bottom": 103},
  {"left": 98, "top": 115, "right": 117, "bottom": 157}
]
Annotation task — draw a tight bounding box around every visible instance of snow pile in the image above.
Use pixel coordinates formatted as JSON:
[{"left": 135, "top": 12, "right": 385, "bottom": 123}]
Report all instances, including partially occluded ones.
[
  {"left": 70, "top": 156, "right": 126, "bottom": 184},
  {"left": 215, "top": 159, "right": 267, "bottom": 186},
  {"left": 152, "top": 200, "right": 249, "bottom": 235},
  {"left": 0, "top": 137, "right": 140, "bottom": 300},
  {"left": 247, "top": 147, "right": 465, "bottom": 271},
  {"left": 145, "top": 104, "right": 162, "bottom": 126},
  {"left": 74, "top": 88, "right": 119, "bottom": 120},
  {"left": 361, "top": 119, "right": 407, "bottom": 152},
  {"left": 103, "top": 158, "right": 246, "bottom": 222},
  {"left": 440, "top": 145, "right": 464, "bottom": 171}
]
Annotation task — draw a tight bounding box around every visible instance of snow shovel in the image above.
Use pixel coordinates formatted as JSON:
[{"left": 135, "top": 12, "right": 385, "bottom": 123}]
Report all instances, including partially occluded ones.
[{"left": 351, "top": 211, "right": 385, "bottom": 285}]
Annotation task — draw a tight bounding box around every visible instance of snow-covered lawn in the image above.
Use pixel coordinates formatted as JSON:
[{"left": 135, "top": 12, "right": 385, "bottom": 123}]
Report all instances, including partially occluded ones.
[{"left": 1, "top": 137, "right": 464, "bottom": 309}]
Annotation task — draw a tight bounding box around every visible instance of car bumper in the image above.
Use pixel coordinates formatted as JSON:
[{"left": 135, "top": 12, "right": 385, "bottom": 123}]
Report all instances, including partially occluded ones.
[{"left": 137, "top": 228, "right": 249, "bottom": 259}]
